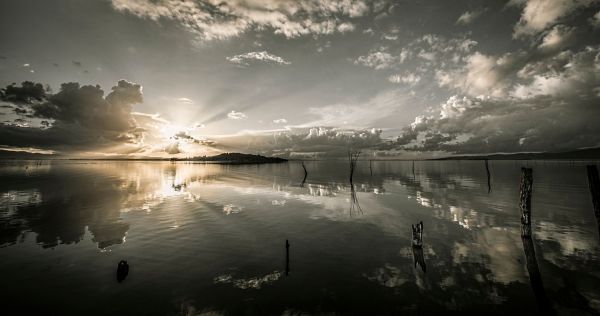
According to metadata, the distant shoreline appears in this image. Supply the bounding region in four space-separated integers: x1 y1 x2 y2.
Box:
1 147 599 162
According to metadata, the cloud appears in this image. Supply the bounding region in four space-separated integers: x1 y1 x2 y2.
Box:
354 50 400 70
456 9 485 25
177 97 194 104
388 73 421 85
110 0 371 42
591 10 600 26
273 118 287 124
226 51 291 66
538 24 575 50
337 22 356 33
436 51 524 98
215 126 384 158
1 81 46 104
512 0 596 37
173 131 216 146
0 80 145 154
393 93 600 154
227 110 246 120
164 142 181 154
393 45 600 154
512 46 599 99
355 35 477 71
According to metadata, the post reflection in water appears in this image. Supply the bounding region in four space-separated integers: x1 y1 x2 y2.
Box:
521 237 554 315
285 239 290 277
0 160 599 315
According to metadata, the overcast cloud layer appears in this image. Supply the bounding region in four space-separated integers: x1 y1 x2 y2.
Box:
0 0 599 158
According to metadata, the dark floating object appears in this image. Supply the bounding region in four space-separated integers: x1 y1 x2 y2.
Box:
519 168 533 238
116 260 129 283
411 221 423 248
285 239 290 276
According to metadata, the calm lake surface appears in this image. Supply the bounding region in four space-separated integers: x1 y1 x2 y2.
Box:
1 160 599 315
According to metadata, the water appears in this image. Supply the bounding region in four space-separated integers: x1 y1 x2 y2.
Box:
1 160 599 315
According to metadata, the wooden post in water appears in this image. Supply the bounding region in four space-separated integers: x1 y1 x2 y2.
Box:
301 161 308 187
369 159 373 176
411 221 423 248
348 151 360 184
520 168 533 238
586 165 600 238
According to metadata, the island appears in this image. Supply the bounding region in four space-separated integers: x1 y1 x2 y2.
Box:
170 153 287 164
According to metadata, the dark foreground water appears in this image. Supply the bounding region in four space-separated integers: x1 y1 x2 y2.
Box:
1 160 599 315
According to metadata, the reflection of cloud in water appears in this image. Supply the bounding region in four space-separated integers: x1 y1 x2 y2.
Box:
222 204 243 215
365 264 409 288
214 271 281 289
271 199 286 206
1 189 41 216
536 221 598 258
178 301 224 316
451 228 527 284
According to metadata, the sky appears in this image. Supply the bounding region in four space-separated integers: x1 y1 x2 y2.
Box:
0 0 599 159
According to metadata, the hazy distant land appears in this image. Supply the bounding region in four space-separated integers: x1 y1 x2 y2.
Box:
1 147 600 161
0 151 287 164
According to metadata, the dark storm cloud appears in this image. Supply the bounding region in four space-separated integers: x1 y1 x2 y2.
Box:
0 80 145 153
0 81 46 104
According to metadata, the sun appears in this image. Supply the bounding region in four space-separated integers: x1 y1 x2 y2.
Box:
159 123 188 140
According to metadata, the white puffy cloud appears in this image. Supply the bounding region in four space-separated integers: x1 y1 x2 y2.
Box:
227 110 247 120
226 51 290 66
273 118 287 124
336 22 356 33
394 45 600 154
512 0 597 37
436 52 521 98
111 0 371 41
512 46 600 98
214 126 384 158
538 25 575 50
164 142 181 154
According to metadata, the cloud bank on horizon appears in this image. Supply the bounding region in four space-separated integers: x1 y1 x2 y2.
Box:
0 0 599 158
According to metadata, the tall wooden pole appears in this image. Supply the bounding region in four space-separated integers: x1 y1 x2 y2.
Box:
520 168 533 238
586 165 600 238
